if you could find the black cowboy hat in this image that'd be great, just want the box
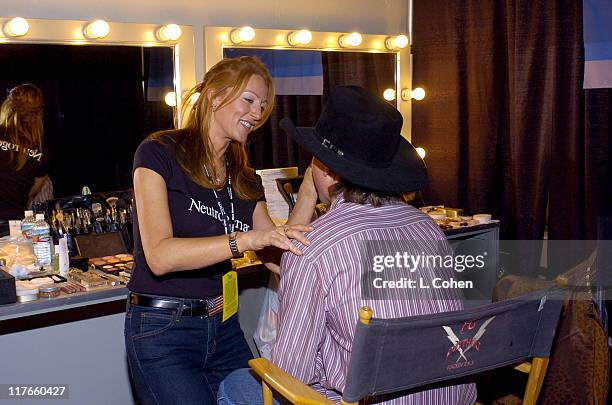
[280,85,427,193]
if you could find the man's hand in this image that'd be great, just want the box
[296,165,318,204]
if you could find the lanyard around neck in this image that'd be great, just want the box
[203,161,235,235]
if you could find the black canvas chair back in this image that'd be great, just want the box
[342,289,563,403]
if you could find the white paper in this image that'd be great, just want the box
[9,220,22,238]
[58,236,69,275]
[256,167,298,223]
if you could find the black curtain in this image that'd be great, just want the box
[412,0,612,243]
[248,52,396,173]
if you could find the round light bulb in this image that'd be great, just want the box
[394,34,409,49]
[415,147,426,159]
[339,32,362,47]
[5,17,29,37]
[240,26,255,42]
[347,32,362,46]
[411,87,426,100]
[383,88,396,101]
[84,20,110,39]
[385,34,409,50]
[164,91,177,107]
[231,26,255,44]
[288,29,312,46]
[157,24,182,41]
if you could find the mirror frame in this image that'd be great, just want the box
[203,26,412,140]
[0,16,196,127]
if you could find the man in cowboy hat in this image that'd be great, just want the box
[218,86,476,404]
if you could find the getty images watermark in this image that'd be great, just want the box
[361,239,612,300]
[371,250,487,290]
[360,239,497,300]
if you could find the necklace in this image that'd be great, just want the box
[208,164,225,185]
[203,160,236,235]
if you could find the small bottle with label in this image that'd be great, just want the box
[21,210,35,239]
[31,214,53,267]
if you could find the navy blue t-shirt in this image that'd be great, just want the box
[0,129,48,221]
[128,133,263,299]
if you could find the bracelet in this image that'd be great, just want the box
[228,232,241,258]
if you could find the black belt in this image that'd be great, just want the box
[129,293,223,317]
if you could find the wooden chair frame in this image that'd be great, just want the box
[250,306,553,405]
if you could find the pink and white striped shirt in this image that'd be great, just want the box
[272,196,477,404]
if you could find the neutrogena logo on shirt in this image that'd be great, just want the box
[0,140,43,161]
[188,198,250,232]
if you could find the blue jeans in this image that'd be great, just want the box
[217,368,281,405]
[124,297,252,405]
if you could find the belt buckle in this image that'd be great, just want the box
[184,299,209,317]
[130,293,141,306]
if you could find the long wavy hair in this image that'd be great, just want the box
[151,56,275,200]
[0,83,45,171]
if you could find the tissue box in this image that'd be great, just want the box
[0,268,17,305]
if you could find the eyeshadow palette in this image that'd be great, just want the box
[58,281,87,294]
[88,254,133,275]
[26,274,68,284]
[68,269,110,290]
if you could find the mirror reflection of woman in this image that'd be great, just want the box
[125,56,317,404]
[0,84,49,237]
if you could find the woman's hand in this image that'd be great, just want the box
[237,224,312,256]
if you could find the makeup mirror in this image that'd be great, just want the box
[203,26,411,170]
[0,17,196,195]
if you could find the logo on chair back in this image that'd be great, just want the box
[442,316,495,371]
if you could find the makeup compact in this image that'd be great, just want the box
[38,285,61,299]
[88,254,133,276]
